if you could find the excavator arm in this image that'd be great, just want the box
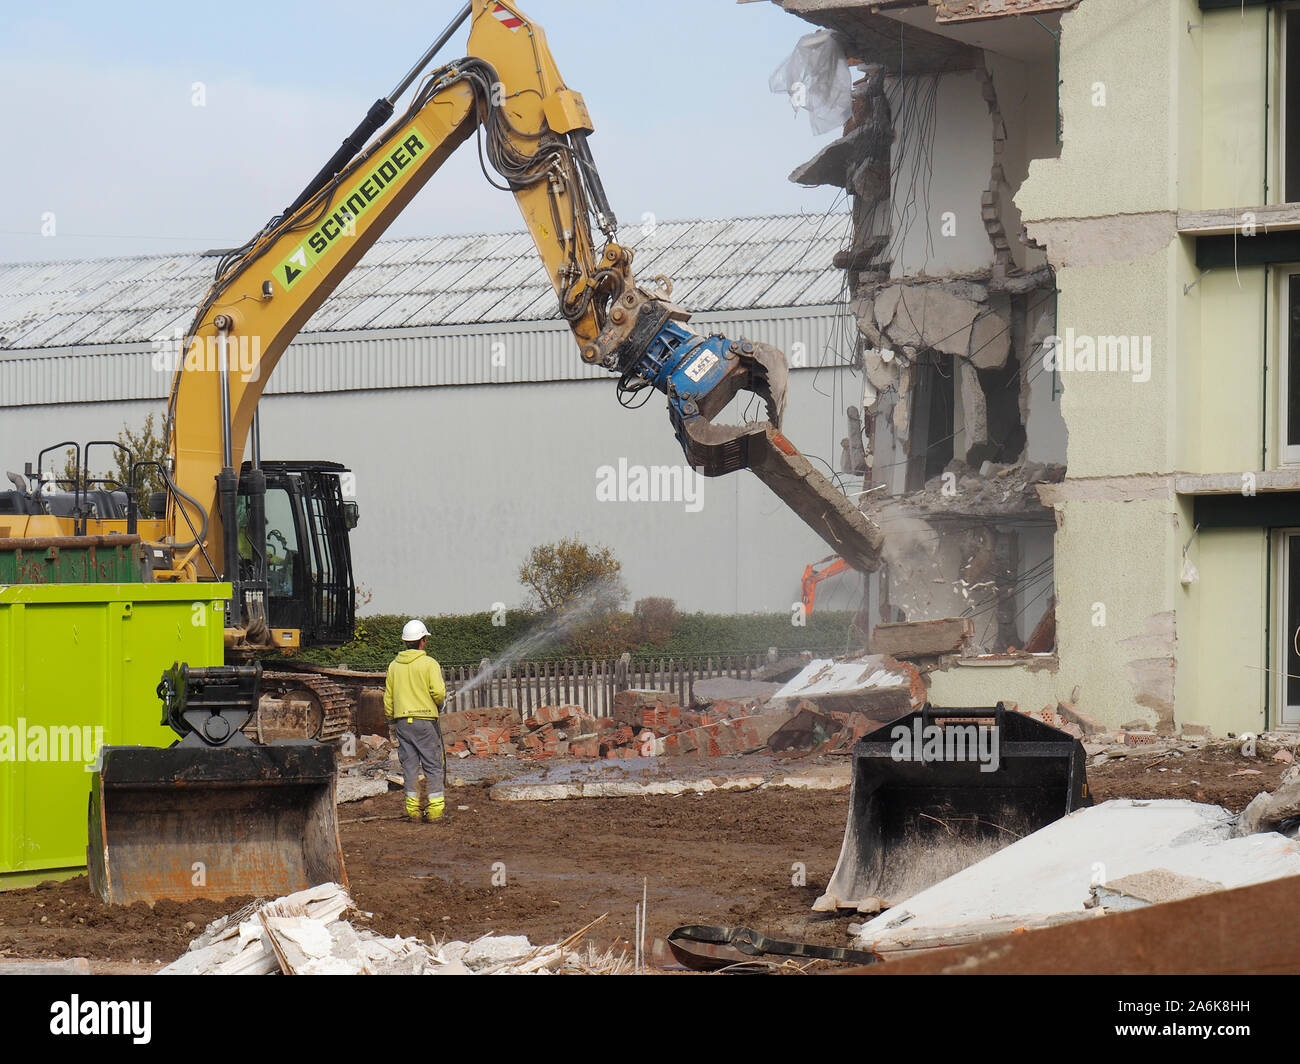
[158,0,879,630]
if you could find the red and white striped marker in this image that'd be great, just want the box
[489,2,523,30]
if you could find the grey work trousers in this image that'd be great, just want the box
[394,716,445,799]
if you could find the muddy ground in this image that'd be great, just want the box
[0,743,1290,971]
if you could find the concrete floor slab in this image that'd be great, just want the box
[489,754,849,801]
[852,799,1300,951]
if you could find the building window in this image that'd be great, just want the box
[1283,272,1300,466]
[1277,530,1300,728]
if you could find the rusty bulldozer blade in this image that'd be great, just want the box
[88,742,346,904]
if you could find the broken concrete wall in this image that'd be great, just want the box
[869,466,1058,653]
[983,53,1057,276]
[782,2,1070,659]
[776,0,1269,735]
[887,70,998,275]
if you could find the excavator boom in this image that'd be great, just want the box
[156,0,880,628]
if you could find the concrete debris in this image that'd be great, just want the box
[882,286,980,358]
[766,704,845,755]
[160,883,622,975]
[462,935,534,970]
[869,618,973,660]
[1236,777,1300,838]
[789,122,883,188]
[159,883,354,975]
[865,460,1063,521]
[489,756,849,802]
[857,874,1300,976]
[748,424,884,573]
[855,283,1020,387]
[336,776,390,804]
[690,676,785,706]
[1086,868,1224,912]
[850,800,1300,955]
[968,302,1012,370]
[0,958,90,974]
[1054,700,1104,737]
[772,655,925,719]
[756,654,821,684]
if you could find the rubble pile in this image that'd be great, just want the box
[160,884,630,976]
[332,654,938,801]
[863,460,1064,521]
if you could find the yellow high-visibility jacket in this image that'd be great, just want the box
[384,649,445,721]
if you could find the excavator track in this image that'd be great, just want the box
[240,670,354,744]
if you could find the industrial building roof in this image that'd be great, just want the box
[0,211,850,353]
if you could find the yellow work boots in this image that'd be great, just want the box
[425,795,445,822]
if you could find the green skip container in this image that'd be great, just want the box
[0,582,229,888]
[0,535,144,584]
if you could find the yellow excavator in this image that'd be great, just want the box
[3,0,884,903]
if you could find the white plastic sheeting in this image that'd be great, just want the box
[769,30,853,136]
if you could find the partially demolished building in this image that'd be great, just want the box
[766,0,1300,737]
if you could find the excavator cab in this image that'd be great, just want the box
[233,460,357,648]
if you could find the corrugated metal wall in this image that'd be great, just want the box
[0,305,853,406]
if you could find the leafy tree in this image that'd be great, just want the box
[518,537,627,614]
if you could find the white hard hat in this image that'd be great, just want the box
[402,619,430,642]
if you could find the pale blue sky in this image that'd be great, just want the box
[0,0,843,263]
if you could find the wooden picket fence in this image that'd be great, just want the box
[440,651,834,718]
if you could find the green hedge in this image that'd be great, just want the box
[295,609,860,671]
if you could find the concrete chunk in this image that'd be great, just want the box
[1236,777,1300,837]
[851,800,1300,954]
[1089,868,1224,911]
[772,655,921,719]
[968,303,1011,369]
[870,618,972,659]
[0,958,90,974]
[691,676,784,706]
[749,425,884,573]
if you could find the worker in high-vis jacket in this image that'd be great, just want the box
[385,619,447,822]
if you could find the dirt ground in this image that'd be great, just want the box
[0,743,1290,970]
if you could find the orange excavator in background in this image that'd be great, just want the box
[801,555,853,614]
